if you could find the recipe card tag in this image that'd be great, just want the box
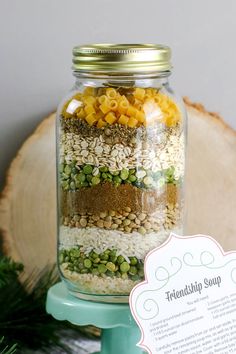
[130,234,236,354]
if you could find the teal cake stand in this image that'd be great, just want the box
[46,282,145,354]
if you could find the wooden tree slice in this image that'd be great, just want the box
[0,115,57,270]
[184,98,236,246]
[0,100,236,281]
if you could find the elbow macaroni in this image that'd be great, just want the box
[62,86,181,128]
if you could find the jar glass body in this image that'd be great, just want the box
[56,73,186,303]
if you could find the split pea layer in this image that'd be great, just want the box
[61,182,181,215]
[59,247,144,282]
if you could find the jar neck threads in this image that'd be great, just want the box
[73,74,170,90]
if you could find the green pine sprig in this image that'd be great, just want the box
[0,257,23,287]
[0,337,17,354]
[0,257,83,353]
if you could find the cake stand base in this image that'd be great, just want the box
[46,282,145,354]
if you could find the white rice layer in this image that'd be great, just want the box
[59,225,182,260]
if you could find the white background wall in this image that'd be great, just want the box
[0,0,236,188]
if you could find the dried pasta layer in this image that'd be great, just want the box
[61,86,181,128]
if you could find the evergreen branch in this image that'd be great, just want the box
[0,337,17,354]
[0,256,99,353]
[0,259,73,353]
[0,257,23,287]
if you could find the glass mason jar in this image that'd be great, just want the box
[57,44,186,303]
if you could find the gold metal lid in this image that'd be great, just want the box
[72,44,171,74]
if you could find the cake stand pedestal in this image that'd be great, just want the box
[46,282,145,354]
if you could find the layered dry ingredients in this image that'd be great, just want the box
[58,86,184,297]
